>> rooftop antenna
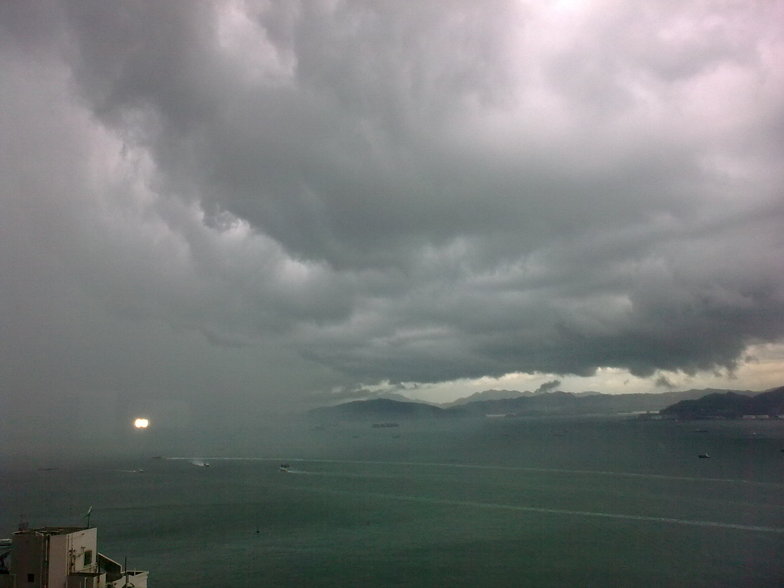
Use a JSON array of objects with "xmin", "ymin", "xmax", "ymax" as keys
[{"xmin": 84, "ymin": 506, "xmax": 93, "ymax": 528}]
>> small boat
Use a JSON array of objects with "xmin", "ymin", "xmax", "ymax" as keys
[
  {"xmin": 698, "ymin": 453, "xmax": 710, "ymax": 459},
  {"xmin": 279, "ymin": 463, "xmax": 290, "ymax": 472}
]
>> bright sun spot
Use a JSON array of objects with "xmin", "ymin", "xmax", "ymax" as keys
[{"xmin": 133, "ymin": 418, "xmax": 150, "ymax": 429}]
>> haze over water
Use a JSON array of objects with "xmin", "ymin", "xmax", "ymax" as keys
[{"xmin": 3, "ymin": 417, "xmax": 782, "ymax": 587}]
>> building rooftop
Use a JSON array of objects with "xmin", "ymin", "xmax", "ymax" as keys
[{"xmin": 15, "ymin": 527, "xmax": 89, "ymax": 536}]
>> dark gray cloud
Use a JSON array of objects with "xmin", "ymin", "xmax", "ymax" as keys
[
  {"xmin": 535, "ymin": 380, "xmax": 561, "ymax": 394},
  {"xmin": 1, "ymin": 1, "xmax": 783, "ymax": 447}
]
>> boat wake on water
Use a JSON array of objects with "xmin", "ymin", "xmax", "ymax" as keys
[
  {"xmin": 163, "ymin": 456, "xmax": 784, "ymax": 488},
  {"xmin": 275, "ymin": 485, "xmax": 784, "ymax": 535}
]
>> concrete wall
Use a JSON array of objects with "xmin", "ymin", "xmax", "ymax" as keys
[
  {"xmin": 10, "ymin": 528, "xmax": 98, "ymax": 588},
  {"xmin": 49, "ymin": 528, "xmax": 98, "ymax": 586},
  {"xmin": 10, "ymin": 532, "xmax": 46, "ymax": 588}
]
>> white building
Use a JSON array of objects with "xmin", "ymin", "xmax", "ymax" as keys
[{"xmin": 0, "ymin": 526, "xmax": 148, "ymax": 588}]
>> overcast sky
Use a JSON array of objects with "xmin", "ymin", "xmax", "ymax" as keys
[{"xmin": 2, "ymin": 1, "xmax": 783, "ymax": 447}]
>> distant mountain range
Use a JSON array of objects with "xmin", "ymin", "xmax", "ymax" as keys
[
  {"xmin": 308, "ymin": 397, "xmax": 447, "ymax": 421},
  {"xmin": 308, "ymin": 387, "xmax": 779, "ymax": 421},
  {"xmin": 444, "ymin": 388, "xmax": 599, "ymax": 407},
  {"xmin": 660, "ymin": 386, "xmax": 784, "ymax": 419},
  {"xmin": 443, "ymin": 389, "xmax": 531, "ymax": 406}
]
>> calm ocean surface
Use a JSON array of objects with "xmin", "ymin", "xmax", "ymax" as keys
[{"xmin": 2, "ymin": 417, "xmax": 783, "ymax": 587}]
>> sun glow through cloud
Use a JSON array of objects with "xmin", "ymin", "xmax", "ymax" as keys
[{"xmin": 133, "ymin": 418, "xmax": 150, "ymax": 429}]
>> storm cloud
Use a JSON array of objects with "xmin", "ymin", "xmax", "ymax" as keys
[{"xmin": 1, "ymin": 1, "xmax": 783, "ymax": 438}]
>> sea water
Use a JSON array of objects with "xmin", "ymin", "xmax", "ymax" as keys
[{"xmin": 2, "ymin": 417, "xmax": 783, "ymax": 587}]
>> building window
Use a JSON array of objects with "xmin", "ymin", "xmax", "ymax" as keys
[
  {"xmin": 27, "ymin": 573, "xmax": 35, "ymax": 582},
  {"xmin": 84, "ymin": 550, "xmax": 93, "ymax": 567}
]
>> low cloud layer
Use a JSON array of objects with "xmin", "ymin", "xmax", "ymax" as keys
[{"xmin": 1, "ymin": 1, "xmax": 783, "ymax": 443}]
